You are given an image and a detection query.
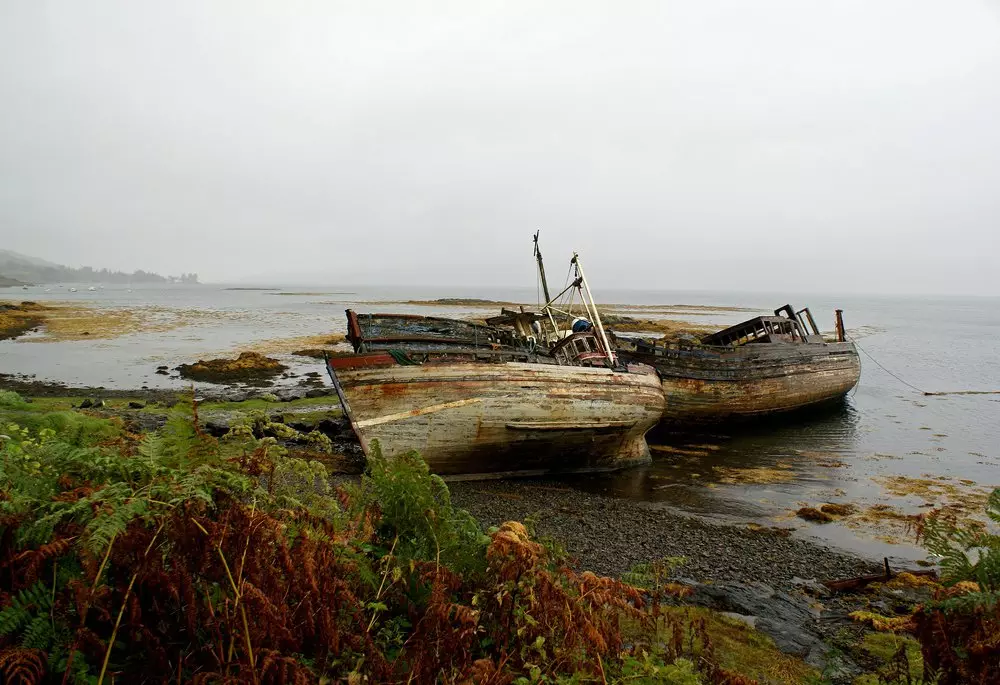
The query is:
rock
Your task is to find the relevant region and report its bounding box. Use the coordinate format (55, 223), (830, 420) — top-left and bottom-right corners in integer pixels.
(317, 417), (347, 437)
(305, 388), (330, 398)
(78, 399), (93, 408)
(155, 368), (169, 375)
(276, 388), (304, 402)
(203, 421), (231, 438)
(176, 352), (288, 384)
(720, 611), (757, 628)
(128, 401), (146, 409)
(791, 576), (831, 598)
(683, 581), (830, 662)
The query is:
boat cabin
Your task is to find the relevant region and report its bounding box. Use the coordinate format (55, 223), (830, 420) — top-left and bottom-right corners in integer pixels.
(550, 331), (613, 367)
(700, 305), (825, 347)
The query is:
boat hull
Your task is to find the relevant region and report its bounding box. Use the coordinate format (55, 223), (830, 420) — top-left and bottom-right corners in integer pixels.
(620, 342), (860, 424)
(328, 357), (665, 478)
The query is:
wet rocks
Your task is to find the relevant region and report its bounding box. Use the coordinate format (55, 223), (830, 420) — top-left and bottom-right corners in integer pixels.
(686, 581), (830, 664)
(450, 481), (881, 586)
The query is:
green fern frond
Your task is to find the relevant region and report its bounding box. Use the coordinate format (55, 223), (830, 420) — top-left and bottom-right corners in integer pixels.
(986, 489), (1000, 525)
(19, 615), (55, 650)
(82, 496), (151, 555)
(0, 582), (51, 637)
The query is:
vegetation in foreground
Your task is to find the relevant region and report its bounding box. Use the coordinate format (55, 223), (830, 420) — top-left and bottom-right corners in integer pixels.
(1, 391), (997, 683)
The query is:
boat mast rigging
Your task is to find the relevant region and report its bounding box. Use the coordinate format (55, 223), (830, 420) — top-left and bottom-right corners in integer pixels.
(571, 253), (616, 366)
(533, 231), (561, 337)
(533, 230), (552, 306)
(531, 232), (617, 366)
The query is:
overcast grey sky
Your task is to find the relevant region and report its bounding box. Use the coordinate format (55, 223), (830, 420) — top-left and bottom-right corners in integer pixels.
(1, 1), (998, 294)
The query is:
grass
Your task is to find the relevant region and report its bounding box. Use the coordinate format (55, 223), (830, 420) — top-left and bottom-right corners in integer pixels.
(196, 395), (341, 413)
(655, 606), (820, 684)
(852, 632), (924, 684)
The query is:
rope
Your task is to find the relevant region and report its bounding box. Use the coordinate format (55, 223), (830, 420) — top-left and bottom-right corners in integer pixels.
(923, 390), (1000, 396)
(848, 335), (928, 394)
(388, 349), (419, 366)
(849, 335), (1000, 397)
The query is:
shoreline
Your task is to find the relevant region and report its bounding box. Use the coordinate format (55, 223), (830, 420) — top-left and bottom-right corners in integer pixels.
(450, 479), (881, 587)
(1, 372), (884, 587)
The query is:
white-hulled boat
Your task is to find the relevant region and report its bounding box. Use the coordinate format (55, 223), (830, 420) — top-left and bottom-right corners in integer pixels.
(326, 240), (664, 478)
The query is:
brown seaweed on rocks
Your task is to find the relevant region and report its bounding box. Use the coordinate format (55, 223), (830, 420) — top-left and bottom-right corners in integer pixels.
(176, 351), (288, 384)
(0, 301), (47, 340)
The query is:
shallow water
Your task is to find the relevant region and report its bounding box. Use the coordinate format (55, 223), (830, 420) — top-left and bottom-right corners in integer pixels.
(3, 282), (999, 563)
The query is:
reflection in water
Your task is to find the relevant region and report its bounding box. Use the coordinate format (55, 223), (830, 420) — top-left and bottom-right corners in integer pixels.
(563, 399), (862, 518)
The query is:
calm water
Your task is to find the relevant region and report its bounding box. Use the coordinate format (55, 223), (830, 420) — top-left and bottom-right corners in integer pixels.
(3, 283), (999, 562)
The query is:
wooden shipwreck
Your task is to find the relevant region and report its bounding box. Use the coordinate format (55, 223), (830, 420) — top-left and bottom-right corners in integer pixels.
(615, 305), (861, 424)
(326, 242), (664, 478)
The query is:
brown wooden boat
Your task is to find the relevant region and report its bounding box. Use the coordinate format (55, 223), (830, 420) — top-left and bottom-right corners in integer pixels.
(326, 242), (664, 478)
(615, 305), (861, 424)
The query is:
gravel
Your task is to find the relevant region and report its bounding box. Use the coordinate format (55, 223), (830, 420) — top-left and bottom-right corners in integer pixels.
(450, 479), (881, 588)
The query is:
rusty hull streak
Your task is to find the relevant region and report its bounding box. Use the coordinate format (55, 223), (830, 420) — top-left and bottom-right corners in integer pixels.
(329, 360), (665, 478)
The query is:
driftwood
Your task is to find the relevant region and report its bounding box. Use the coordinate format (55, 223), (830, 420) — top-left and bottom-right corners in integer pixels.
(823, 557), (938, 593)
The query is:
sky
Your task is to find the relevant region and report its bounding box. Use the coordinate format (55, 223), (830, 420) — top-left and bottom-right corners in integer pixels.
(1, 1), (999, 295)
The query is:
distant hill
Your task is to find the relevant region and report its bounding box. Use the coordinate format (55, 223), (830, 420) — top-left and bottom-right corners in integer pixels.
(0, 274), (28, 287)
(0, 249), (197, 285)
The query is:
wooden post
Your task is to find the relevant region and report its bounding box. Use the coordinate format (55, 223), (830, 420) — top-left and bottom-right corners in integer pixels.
(835, 309), (846, 342)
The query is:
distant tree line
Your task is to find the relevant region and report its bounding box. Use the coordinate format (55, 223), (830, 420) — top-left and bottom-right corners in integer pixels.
(0, 256), (198, 285)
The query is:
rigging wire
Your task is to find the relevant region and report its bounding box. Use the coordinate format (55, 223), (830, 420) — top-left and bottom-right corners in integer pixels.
(848, 335), (1000, 397)
(848, 335), (928, 394)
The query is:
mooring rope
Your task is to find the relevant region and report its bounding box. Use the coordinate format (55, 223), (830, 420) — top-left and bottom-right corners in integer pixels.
(848, 335), (1000, 397)
(388, 349), (419, 366)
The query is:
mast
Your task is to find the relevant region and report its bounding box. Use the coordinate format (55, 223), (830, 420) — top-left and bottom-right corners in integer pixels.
(533, 231), (559, 339)
(571, 253), (616, 366)
(533, 230), (552, 306)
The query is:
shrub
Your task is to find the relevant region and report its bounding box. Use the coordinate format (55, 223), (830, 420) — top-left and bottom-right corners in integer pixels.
(0, 398), (754, 684)
(911, 488), (1000, 684)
